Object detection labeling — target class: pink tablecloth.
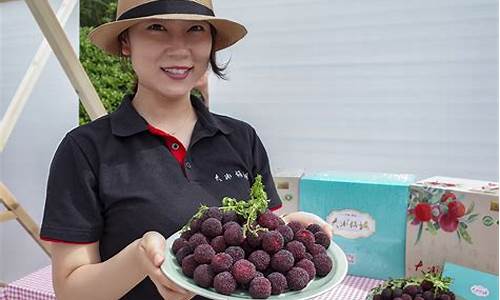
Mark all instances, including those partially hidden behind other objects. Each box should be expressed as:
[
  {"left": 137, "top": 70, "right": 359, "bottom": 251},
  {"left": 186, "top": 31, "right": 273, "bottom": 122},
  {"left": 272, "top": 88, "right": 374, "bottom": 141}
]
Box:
[
  {"left": 2, "top": 265, "right": 382, "bottom": 300},
  {"left": 3, "top": 266, "right": 54, "bottom": 300}
]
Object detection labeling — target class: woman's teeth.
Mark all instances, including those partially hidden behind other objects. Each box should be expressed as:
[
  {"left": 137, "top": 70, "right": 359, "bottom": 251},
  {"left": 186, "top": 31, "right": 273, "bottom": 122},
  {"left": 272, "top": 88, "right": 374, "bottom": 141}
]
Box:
[{"left": 161, "top": 67, "right": 190, "bottom": 75}]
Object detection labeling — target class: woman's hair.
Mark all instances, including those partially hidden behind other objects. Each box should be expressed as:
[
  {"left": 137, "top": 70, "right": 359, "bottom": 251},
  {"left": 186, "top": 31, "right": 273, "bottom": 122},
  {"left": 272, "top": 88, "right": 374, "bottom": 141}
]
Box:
[{"left": 118, "top": 24, "right": 228, "bottom": 95}]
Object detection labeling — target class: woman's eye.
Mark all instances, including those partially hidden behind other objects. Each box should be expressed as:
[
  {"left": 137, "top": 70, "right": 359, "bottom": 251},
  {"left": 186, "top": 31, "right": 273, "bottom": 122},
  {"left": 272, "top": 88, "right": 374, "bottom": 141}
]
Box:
[
  {"left": 148, "top": 24, "right": 166, "bottom": 31},
  {"left": 189, "top": 25, "right": 205, "bottom": 32}
]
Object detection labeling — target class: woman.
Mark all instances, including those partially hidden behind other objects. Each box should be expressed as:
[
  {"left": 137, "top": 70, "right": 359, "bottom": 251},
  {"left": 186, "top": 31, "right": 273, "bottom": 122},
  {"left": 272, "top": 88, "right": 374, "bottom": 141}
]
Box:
[{"left": 40, "top": 1, "right": 332, "bottom": 299}]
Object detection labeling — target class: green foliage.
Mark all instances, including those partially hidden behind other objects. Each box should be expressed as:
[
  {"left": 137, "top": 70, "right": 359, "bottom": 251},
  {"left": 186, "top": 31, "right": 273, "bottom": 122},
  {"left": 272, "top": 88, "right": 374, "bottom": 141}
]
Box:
[
  {"left": 79, "top": 26, "right": 136, "bottom": 125},
  {"left": 80, "top": 0, "right": 117, "bottom": 27}
]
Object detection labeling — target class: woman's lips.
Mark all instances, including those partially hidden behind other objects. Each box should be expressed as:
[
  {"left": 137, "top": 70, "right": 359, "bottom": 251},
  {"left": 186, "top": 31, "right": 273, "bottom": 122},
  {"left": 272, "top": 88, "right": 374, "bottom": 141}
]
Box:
[{"left": 160, "top": 67, "right": 193, "bottom": 80}]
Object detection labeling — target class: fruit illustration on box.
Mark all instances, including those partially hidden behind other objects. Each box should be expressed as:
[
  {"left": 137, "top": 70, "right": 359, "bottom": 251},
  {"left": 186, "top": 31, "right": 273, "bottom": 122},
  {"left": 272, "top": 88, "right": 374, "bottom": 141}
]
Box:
[{"left": 407, "top": 188, "right": 478, "bottom": 244}]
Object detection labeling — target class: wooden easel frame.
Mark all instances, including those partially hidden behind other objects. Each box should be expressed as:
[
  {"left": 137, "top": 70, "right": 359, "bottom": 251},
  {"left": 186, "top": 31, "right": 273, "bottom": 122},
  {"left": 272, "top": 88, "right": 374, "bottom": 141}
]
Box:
[
  {"left": 0, "top": 183, "right": 51, "bottom": 256},
  {"left": 0, "top": 0, "right": 107, "bottom": 259}
]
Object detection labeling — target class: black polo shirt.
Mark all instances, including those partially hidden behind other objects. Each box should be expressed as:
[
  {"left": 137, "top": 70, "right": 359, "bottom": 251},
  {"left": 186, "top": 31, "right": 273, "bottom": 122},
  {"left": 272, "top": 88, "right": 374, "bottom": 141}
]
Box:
[{"left": 40, "top": 93, "right": 281, "bottom": 299}]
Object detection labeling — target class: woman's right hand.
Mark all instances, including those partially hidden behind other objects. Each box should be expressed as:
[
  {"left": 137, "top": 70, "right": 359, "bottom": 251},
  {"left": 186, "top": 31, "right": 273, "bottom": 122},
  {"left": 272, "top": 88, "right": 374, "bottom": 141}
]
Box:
[{"left": 138, "top": 231, "right": 195, "bottom": 300}]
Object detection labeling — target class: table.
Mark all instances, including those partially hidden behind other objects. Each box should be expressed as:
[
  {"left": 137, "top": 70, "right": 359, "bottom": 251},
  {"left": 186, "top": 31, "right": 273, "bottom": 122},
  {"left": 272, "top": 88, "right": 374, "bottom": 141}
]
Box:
[{"left": 0, "top": 265, "right": 382, "bottom": 300}]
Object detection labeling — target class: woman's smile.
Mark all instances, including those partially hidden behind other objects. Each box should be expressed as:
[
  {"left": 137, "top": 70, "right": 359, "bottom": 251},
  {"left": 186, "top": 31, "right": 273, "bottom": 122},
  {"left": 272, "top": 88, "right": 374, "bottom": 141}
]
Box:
[{"left": 160, "top": 66, "right": 193, "bottom": 80}]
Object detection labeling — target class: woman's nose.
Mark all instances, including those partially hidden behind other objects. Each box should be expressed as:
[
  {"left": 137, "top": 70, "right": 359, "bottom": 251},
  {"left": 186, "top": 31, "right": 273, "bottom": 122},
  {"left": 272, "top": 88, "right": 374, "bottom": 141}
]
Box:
[{"left": 165, "top": 35, "right": 190, "bottom": 57}]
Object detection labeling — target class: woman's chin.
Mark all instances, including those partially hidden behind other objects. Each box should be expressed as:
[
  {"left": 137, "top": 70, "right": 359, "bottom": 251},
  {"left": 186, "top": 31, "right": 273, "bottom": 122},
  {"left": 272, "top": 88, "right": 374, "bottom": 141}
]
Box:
[{"left": 158, "top": 88, "right": 193, "bottom": 100}]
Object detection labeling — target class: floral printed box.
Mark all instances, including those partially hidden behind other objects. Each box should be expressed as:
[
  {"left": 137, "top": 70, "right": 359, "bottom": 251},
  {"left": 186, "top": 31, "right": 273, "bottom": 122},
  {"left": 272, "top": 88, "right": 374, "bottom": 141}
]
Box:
[{"left": 406, "top": 177, "right": 499, "bottom": 277}]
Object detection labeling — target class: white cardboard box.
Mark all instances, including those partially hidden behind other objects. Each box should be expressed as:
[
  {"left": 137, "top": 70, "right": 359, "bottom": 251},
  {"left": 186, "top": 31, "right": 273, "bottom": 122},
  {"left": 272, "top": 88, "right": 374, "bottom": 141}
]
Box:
[{"left": 272, "top": 169, "right": 304, "bottom": 216}]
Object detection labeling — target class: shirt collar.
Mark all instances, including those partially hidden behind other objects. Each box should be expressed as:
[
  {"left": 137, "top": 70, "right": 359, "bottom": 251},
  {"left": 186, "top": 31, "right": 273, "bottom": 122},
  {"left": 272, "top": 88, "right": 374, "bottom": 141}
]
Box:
[{"left": 110, "top": 93, "right": 233, "bottom": 137}]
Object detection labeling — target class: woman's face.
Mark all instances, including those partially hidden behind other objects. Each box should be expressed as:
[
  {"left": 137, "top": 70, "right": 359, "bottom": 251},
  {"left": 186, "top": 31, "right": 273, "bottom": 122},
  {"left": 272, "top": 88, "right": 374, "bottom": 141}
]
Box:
[{"left": 121, "top": 19, "right": 212, "bottom": 99}]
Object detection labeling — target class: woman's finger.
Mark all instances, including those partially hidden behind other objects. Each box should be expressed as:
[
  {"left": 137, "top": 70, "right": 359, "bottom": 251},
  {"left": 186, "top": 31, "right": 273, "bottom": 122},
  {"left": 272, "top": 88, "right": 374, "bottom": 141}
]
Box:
[
  {"left": 321, "top": 222, "right": 334, "bottom": 239},
  {"left": 282, "top": 211, "right": 323, "bottom": 226},
  {"left": 151, "top": 276, "right": 195, "bottom": 300},
  {"left": 151, "top": 267, "right": 190, "bottom": 295},
  {"left": 140, "top": 231, "right": 166, "bottom": 267},
  {"left": 151, "top": 277, "right": 180, "bottom": 299}
]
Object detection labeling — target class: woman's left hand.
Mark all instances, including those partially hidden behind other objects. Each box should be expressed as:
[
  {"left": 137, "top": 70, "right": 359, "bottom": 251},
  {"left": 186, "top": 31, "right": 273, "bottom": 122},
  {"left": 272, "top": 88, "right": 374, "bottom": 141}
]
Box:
[{"left": 282, "top": 211, "right": 334, "bottom": 239}]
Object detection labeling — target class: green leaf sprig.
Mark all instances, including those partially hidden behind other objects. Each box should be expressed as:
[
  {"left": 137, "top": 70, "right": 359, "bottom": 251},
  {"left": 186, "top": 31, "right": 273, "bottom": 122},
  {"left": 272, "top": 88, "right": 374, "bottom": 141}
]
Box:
[
  {"left": 369, "top": 271, "right": 453, "bottom": 297},
  {"left": 222, "top": 174, "right": 270, "bottom": 237},
  {"left": 422, "top": 271, "right": 453, "bottom": 296},
  {"left": 182, "top": 175, "right": 270, "bottom": 237},
  {"left": 181, "top": 204, "right": 209, "bottom": 232}
]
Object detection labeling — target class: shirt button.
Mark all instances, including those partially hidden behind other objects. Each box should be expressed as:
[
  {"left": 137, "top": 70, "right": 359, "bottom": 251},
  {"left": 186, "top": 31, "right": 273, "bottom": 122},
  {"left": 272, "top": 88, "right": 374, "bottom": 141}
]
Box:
[
  {"left": 171, "top": 143, "right": 180, "bottom": 150},
  {"left": 185, "top": 161, "right": 192, "bottom": 169}
]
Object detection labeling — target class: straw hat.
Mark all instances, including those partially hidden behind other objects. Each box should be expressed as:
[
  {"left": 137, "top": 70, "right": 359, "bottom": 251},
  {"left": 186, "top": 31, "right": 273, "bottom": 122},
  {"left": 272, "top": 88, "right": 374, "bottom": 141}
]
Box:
[{"left": 88, "top": 0, "right": 247, "bottom": 56}]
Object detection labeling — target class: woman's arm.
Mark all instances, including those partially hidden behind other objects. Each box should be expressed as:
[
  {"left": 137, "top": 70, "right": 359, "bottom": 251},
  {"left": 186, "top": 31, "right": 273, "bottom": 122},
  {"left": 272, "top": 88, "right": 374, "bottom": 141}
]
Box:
[{"left": 51, "top": 232, "right": 193, "bottom": 300}]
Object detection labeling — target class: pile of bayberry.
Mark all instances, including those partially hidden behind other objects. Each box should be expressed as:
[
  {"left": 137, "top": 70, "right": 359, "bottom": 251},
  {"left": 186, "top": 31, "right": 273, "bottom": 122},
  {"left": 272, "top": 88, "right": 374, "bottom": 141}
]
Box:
[
  {"left": 370, "top": 272, "right": 456, "bottom": 300},
  {"left": 171, "top": 178, "right": 334, "bottom": 299}
]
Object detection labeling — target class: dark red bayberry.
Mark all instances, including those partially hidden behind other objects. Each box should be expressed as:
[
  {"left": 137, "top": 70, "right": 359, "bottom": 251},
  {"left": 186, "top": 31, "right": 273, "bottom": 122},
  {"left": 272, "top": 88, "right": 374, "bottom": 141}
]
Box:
[
  {"left": 262, "top": 230, "right": 284, "bottom": 253},
  {"left": 232, "top": 259, "right": 256, "bottom": 285},
  {"left": 258, "top": 210, "right": 280, "bottom": 230},
  {"left": 248, "top": 250, "right": 271, "bottom": 271},
  {"left": 276, "top": 225, "right": 294, "bottom": 243},
  {"left": 295, "top": 229, "right": 315, "bottom": 247},
  {"left": 193, "top": 264, "right": 214, "bottom": 288},
  {"left": 201, "top": 218, "right": 223, "bottom": 238},
  {"left": 312, "top": 254, "right": 333, "bottom": 277},
  {"left": 286, "top": 240, "right": 307, "bottom": 261},
  {"left": 172, "top": 238, "right": 189, "bottom": 255},
  {"left": 314, "top": 231, "right": 331, "bottom": 249},
  {"left": 286, "top": 267, "right": 309, "bottom": 291},
  {"left": 222, "top": 211, "right": 239, "bottom": 224},
  {"left": 207, "top": 206, "right": 223, "bottom": 221},
  {"left": 213, "top": 271, "right": 236, "bottom": 295},
  {"left": 287, "top": 221, "right": 305, "bottom": 234},
  {"left": 188, "top": 233, "right": 208, "bottom": 249},
  {"left": 181, "top": 254, "right": 198, "bottom": 278},
  {"left": 175, "top": 245, "right": 193, "bottom": 264},
  {"left": 381, "top": 287, "right": 392, "bottom": 299},
  {"left": 307, "top": 243, "right": 326, "bottom": 256},
  {"left": 210, "top": 236, "right": 226, "bottom": 253},
  {"left": 306, "top": 223, "right": 323, "bottom": 234},
  {"left": 295, "top": 258, "right": 316, "bottom": 281},
  {"left": 267, "top": 272, "right": 288, "bottom": 295},
  {"left": 270, "top": 249, "right": 294, "bottom": 273},
  {"left": 249, "top": 277, "right": 272, "bottom": 299},
  {"left": 247, "top": 231, "right": 264, "bottom": 248},
  {"left": 225, "top": 246, "right": 245, "bottom": 262},
  {"left": 224, "top": 224, "right": 244, "bottom": 246},
  {"left": 210, "top": 253, "right": 233, "bottom": 274},
  {"left": 194, "top": 244, "right": 215, "bottom": 264}
]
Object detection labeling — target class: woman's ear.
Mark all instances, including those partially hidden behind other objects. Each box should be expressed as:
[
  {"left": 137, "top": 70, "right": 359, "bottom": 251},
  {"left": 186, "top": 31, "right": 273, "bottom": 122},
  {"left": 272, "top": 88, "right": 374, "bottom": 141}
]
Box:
[{"left": 119, "top": 31, "right": 131, "bottom": 57}]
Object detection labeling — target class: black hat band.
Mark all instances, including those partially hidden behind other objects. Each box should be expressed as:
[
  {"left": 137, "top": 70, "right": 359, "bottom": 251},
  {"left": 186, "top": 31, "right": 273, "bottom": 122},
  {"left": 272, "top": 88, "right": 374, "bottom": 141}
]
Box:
[{"left": 117, "top": 0, "right": 215, "bottom": 21}]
